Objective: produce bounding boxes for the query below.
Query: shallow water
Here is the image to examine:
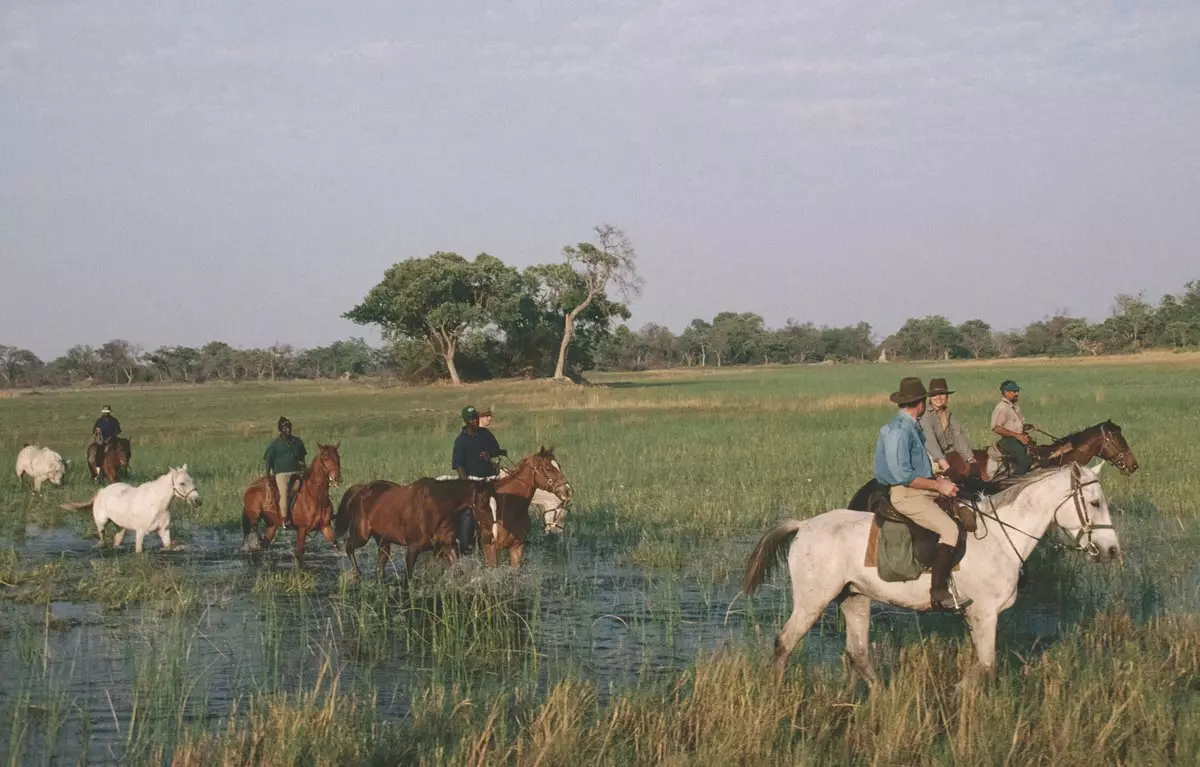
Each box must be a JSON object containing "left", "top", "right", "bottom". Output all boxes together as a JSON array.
[{"left": 0, "top": 518, "right": 1177, "bottom": 765}]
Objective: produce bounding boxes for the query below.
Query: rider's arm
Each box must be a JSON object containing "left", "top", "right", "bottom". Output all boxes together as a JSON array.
[
  {"left": 263, "top": 444, "right": 274, "bottom": 476},
  {"left": 451, "top": 434, "right": 467, "bottom": 476},
  {"left": 992, "top": 425, "right": 1025, "bottom": 440},
  {"left": 918, "top": 413, "right": 946, "bottom": 463}
]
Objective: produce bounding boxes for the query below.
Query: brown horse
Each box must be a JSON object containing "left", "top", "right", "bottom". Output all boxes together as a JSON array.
[
  {"left": 482, "top": 448, "right": 573, "bottom": 567},
  {"left": 966, "top": 419, "right": 1138, "bottom": 480},
  {"left": 334, "top": 477, "right": 496, "bottom": 581},
  {"left": 241, "top": 442, "right": 342, "bottom": 560},
  {"left": 89, "top": 438, "right": 132, "bottom": 484},
  {"left": 848, "top": 420, "right": 1137, "bottom": 512}
]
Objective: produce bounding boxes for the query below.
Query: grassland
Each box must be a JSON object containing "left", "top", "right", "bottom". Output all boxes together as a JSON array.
[{"left": 1, "top": 356, "right": 1198, "bottom": 764}]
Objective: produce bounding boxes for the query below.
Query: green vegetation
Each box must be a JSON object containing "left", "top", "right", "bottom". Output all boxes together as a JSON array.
[{"left": 1, "top": 357, "right": 1197, "bottom": 763}]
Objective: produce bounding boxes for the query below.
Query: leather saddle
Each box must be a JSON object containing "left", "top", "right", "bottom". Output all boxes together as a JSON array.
[{"left": 865, "top": 487, "right": 972, "bottom": 571}]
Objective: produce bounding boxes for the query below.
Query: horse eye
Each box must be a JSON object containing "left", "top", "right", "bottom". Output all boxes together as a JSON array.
[{"left": 1089, "top": 500, "right": 1101, "bottom": 508}]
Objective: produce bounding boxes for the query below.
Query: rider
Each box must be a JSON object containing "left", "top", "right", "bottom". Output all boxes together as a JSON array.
[
  {"left": 991, "top": 380, "right": 1036, "bottom": 476},
  {"left": 263, "top": 416, "right": 307, "bottom": 528},
  {"left": 919, "top": 377, "right": 976, "bottom": 477},
  {"left": 452, "top": 405, "right": 506, "bottom": 480},
  {"left": 874, "top": 376, "right": 970, "bottom": 612},
  {"left": 89, "top": 405, "right": 122, "bottom": 483}
]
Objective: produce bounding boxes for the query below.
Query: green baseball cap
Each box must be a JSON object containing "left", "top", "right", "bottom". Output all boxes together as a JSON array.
[
  {"left": 1000, "top": 380, "right": 1021, "bottom": 392},
  {"left": 461, "top": 405, "right": 478, "bottom": 421}
]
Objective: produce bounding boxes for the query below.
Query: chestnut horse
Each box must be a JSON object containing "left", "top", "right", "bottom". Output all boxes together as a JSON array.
[
  {"left": 967, "top": 419, "right": 1138, "bottom": 480},
  {"left": 90, "top": 438, "right": 132, "bottom": 484},
  {"left": 848, "top": 419, "right": 1137, "bottom": 512},
  {"left": 334, "top": 477, "right": 496, "bottom": 581},
  {"left": 241, "top": 442, "right": 342, "bottom": 560},
  {"left": 480, "top": 448, "right": 572, "bottom": 567}
]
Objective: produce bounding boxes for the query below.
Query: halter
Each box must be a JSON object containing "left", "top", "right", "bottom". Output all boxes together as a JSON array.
[
  {"left": 530, "top": 457, "right": 571, "bottom": 501},
  {"left": 1051, "top": 470, "right": 1112, "bottom": 555},
  {"left": 975, "top": 468, "right": 1111, "bottom": 565},
  {"left": 171, "top": 473, "right": 196, "bottom": 502},
  {"left": 1096, "top": 425, "right": 1134, "bottom": 474}
]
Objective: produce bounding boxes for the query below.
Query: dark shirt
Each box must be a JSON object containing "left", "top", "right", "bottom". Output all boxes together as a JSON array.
[
  {"left": 264, "top": 436, "right": 307, "bottom": 474},
  {"left": 452, "top": 426, "right": 502, "bottom": 478},
  {"left": 94, "top": 415, "right": 121, "bottom": 442}
]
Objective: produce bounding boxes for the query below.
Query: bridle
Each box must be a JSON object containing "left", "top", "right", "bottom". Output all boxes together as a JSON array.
[
  {"left": 314, "top": 448, "right": 341, "bottom": 488},
  {"left": 531, "top": 458, "right": 571, "bottom": 503},
  {"left": 1096, "top": 425, "right": 1134, "bottom": 474},
  {"left": 171, "top": 473, "right": 198, "bottom": 503},
  {"left": 1051, "top": 470, "right": 1112, "bottom": 555},
  {"left": 976, "top": 468, "right": 1112, "bottom": 564}
]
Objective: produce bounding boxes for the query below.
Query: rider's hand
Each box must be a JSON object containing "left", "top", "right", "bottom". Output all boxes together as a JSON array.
[
  {"left": 936, "top": 459, "right": 950, "bottom": 472},
  {"left": 935, "top": 478, "right": 959, "bottom": 497},
  {"left": 1018, "top": 433, "right": 1031, "bottom": 445}
]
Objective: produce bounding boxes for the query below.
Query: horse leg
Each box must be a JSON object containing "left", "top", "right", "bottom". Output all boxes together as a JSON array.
[
  {"left": 320, "top": 524, "right": 338, "bottom": 553},
  {"left": 773, "top": 600, "right": 827, "bottom": 684},
  {"left": 294, "top": 527, "right": 308, "bottom": 563},
  {"left": 377, "top": 542, "right": 391, "bottom": 580},
  {"left": 964, "top": 608, "right": 999, "bottom": 685},
  {"left": 838, "top": 593, "right": 879, "bottom": 689},
  {"left": 134, "top": 529, "right": 146, "bottom": 554},
  {"left": 509, "top": 542, "right": 525, "bottom": 568},
  {"left": 483, "top": 542, "right": 498, "bottom": 567},
  {"left": 112, "top": 528, "right": 126, "bottom": 549},
  {"left": 159, "top": 526, "right": 172, "bottom": 550}
]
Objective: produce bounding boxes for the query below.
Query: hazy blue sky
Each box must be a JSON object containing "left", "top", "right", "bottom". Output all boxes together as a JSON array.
[{"left": 3, "top": 1, "right": 1198, "bottom": 358}]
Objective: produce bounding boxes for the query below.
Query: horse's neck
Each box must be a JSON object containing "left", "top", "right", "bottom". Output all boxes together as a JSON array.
[
  {"left": 986, "top": 475, "right": 1070, "bottom": 561},
  {"left": 303, "top": 462, "right": 331, "bottom": 494},
  {"left": 496, "top": 462, "right": 535, "bottom": 499},
  {"left": 142, "top": 473, "right": 175, "bottom": 507}
]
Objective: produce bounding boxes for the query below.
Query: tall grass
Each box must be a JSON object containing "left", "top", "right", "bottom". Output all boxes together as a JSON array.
[{"left": 1, "top": 360, "right": 1198, "bottom": 763}]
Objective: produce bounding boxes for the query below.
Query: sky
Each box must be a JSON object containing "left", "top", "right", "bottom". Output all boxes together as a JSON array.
[{"left": 2, "top": 1, "right": 1199, "bottom": 359}]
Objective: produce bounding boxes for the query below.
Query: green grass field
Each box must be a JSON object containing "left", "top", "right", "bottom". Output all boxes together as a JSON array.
[{"left": 1, "top": 356, "right": 1198, "bottom": 765}]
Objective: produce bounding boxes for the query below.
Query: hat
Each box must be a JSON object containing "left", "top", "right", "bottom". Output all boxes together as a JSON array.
[
  {"left": 278, "top": 416, "right": 291, "bottom": 429},
  {"left": 100, "top": 405, "right": 112, "bottom": 414},
  {"left": 927, "top": 378, "right": 954, "bottom": 396},
  {"left": 461, "top": 405, "right": 479, "bottom": 422},
  {"left": 889, "top": 376, "right": 928, "bottom": 405},
  {"left": 477, "top": 406, "right": 493, "bottom": 417},
  {"left": 1000, "top": 380, "right": 1021, "bottom": 392}
]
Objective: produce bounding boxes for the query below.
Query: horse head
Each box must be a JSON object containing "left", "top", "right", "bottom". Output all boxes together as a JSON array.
[
  {"left": 1097, "top": 421, "right": 1138, "bottom": 474},
  {"left": 314, "top": 442, "right": 343, "bottom": 487},
  {"left": 1048, "top": 463, "right": 1120, "bottom": 562},
  {"left": 170, "top": 464, "right": 202, "bottom": 506},
  {"left": 531, "top": 446, "right": 572, "bottom": 505}
]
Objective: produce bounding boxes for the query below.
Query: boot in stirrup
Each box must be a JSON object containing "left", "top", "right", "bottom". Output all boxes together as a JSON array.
[{"left": 930, "top": 543, "right": 972, "bottom": 613}]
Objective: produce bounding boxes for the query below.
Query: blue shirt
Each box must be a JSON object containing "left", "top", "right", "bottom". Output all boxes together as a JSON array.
[{"left": 873, "top": 410, "right": 934, "bottom": 487}]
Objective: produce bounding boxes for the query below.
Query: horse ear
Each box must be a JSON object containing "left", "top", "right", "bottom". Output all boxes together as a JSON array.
[
  {"left": 334, "top": 441, "right": 341, "bottom": 449},
  {"left": 1092, "top": 460, "right": 1104, "bottom": 476},
  {"left": 181, "top": 463, "right": 188, "bottom": 472}
]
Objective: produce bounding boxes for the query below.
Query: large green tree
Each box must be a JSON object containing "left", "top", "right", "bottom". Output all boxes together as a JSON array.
[
  {"left": 544, "top": 224, "right": 641, "bottom": 380},
  {"left": 344, "top": 252, "right": 520, "bottom": 385}
]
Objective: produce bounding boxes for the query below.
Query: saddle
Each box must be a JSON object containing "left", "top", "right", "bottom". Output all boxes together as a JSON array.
[{"left": 862, "top": 487, "right": 971, "bottom": 582}]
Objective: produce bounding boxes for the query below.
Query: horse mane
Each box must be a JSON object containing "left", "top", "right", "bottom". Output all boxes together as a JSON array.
[
  {"left": 980, "top": 466, "right": 1069, "bottom": 508},
  {"left": 1047, "top": 420, "right": 1118, "bottom": 450}
]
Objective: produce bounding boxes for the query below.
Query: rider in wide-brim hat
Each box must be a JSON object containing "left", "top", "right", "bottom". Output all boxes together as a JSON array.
[
  {"left": 926, "top": 378, "right": 954, "bottom": 396},
  {"left": 920, "top": 377, "right": 975, "bottom": 477},
  {"left": 888, "top": 376, "right": 928, "bottom": 406}
]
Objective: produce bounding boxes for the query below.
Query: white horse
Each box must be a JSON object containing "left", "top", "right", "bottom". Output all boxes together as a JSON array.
[
  {"left": 15, "top": 444, "right": 68, "bottom": 492},
  {"left": 743, "top": 462, "right": 1120, "bottom": 685},
  {"left": 61, "top": 465, "right": 201, "bottom": 553}
]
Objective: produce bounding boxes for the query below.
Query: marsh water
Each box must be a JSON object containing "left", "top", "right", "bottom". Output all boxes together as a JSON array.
[{"left": 2, "top": 513, "right": 1177, "bottom": 766}]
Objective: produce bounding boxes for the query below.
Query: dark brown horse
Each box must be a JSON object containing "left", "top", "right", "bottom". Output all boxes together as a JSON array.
[
  {"left": 848, "top": 420, "right": 1137, "bottom": 512},
  {"left": 335, "top": 477, "right": 496, "bottom": 580},
  {"left": 483, "top": 448, "right": 572, "bottom": 567},
  {"left": 241, "top": 442, "right": 342, "bottom": 560},
  {"left": 966, "top": 419, "right": 1138, "bottom": 481},
  {"left": 89, "top": 438, "right": 132, "bottom": 484}
]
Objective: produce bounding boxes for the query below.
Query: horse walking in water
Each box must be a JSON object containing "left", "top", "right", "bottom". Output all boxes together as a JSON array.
[
  {"left": 744, "top": 463, "right": 1120, "bottom": 686},
  {"left": 61, "top": 465, "right": 201, "bottom": 553},
  {"left": 335, "top": 477, "right": 496, "bottom": 581},
  {"left": 241, "top": 443, "right": 342, "bottom": 560},
  {"left": 480, "top": 448, "right": 573, "bottom": 566},
  {"left": 89, "top": 438, "right": 132, "bottom": 484}
]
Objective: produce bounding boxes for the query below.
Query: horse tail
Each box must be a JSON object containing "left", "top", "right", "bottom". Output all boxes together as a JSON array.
[
  {"left": 60, "top": 498, "right": 95, "bottom": 512},
  {"left": 847, "top": 479, "right": 882, "bottom": 512},
  {"left": 743, "top": 519, "right": 804, "bottom": 596}
]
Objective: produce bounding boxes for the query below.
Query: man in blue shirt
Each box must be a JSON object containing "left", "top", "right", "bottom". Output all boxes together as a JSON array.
[{"left": 874, "top": 377, "right": 970, "bottom": 611}]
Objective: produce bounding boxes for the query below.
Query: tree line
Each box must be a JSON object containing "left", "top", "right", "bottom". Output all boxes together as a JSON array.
[{"left": 2, "top": 245, "right": 1198, "bottom": 389}]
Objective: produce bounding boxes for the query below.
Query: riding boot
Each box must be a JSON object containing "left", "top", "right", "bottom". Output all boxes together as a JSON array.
[
  {"left": 930, "top": 543, "right": 972, "bottom": 612},
  {"left": 456, "top": 508, "right": 477, "bottom": 556}
]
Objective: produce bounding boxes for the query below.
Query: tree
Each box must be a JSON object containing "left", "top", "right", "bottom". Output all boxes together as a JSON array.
[
  {"left": 0, "top": 346, "right": 43, "bottom": 388},
  {"left": 709, "top": 312, "right": 766, "bottom": 366},
  {"left": 680, "top": 319, "right": 713, "bottom": 366},
  {"left": 546, "top": 224, "right": 641, "bottom": 380},
  {"left": 1104, "top": 291, "right": 1158, "bottom": 351},
  {"left": 344, "top": 252, "right": 520, "bottom": 385},
  {"left": 889, "top": 316, "right": 961, "bottom": 360},
  {"left": 957, "top": 319, "right": 997, "bottom": 359},
  {"left": 61, "top": 345, "right": 100, "bottom": 383},
  {"left": 200, "top": 341, "right": 237, "bottom": 381}
]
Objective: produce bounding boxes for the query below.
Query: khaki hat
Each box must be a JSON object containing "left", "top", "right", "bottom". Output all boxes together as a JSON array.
[{"left": 889, "top": 377, "right": 928, "bottom": 406}]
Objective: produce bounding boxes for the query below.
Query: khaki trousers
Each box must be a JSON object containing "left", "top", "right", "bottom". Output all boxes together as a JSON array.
[
  {"left": 274, "top": 471, "right": 299, "bottom": 515},
  {"left": 889, "top": 485, "right": 959, "bottom": 545}
]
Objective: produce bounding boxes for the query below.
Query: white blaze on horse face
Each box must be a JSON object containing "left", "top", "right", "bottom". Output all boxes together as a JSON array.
[{"left": 550, "top": 460, "right": 560, "bottom": 471}]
